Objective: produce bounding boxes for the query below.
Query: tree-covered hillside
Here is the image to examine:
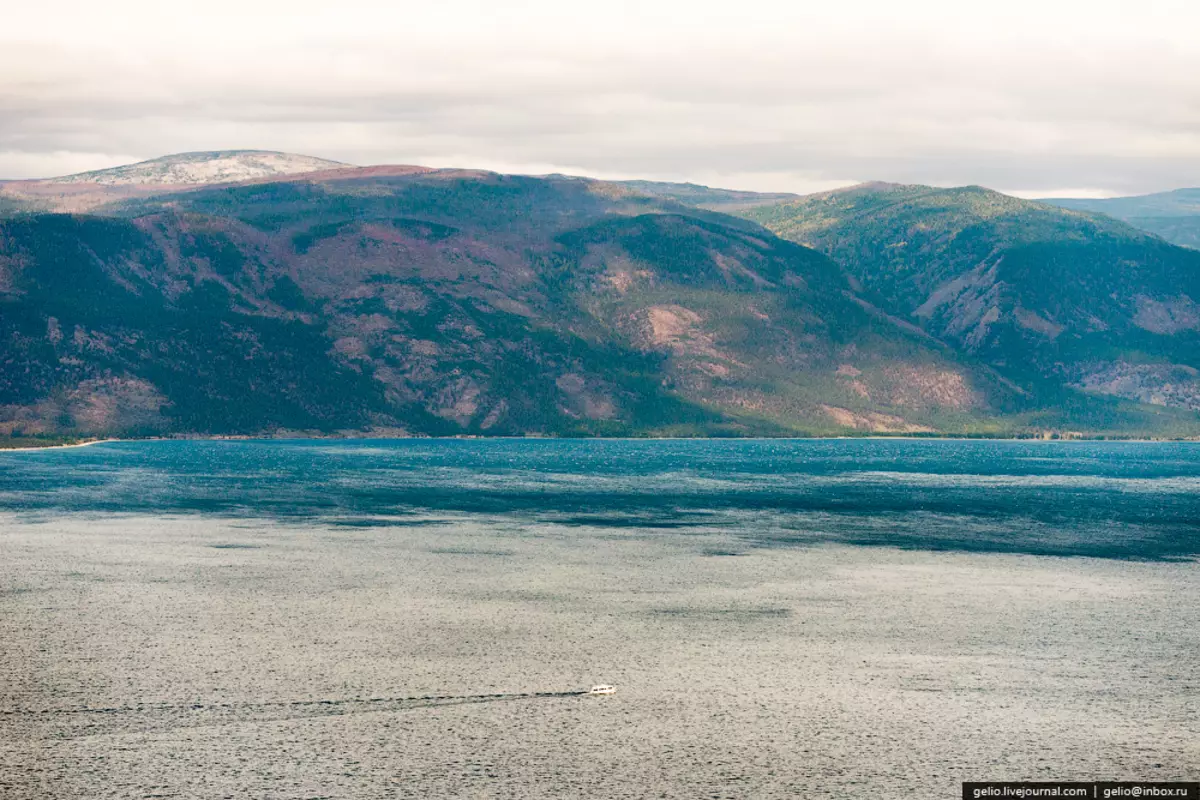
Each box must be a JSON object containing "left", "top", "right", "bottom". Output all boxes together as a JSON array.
[
  {"left": 742, "top": 183, "right": 1200, "bottom": 417},
  {"left": 2, "top": 165, "right": 1198, "bottom": 439},
  {"left": 0, "top": 171, "right": 1033, "bottom": 438}
]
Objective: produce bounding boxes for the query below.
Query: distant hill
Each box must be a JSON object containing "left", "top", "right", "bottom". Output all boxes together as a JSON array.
[
  {"left": 0, "top": 150, "right": 351, "bottom": 214},
  {"left": 45, "top": 150, "right": 349, "bottom": 186},
  {"left": 741, "top": 183, "right": 1200, "bottom": 417},
  {"left": 618, "top": 180, "right": 800, "bottom": 212},
  {"left": 1042, "top": 188, "right": 1200, "bottom": 219},
  {"left": 1042, "top": 188, "right": 1200, "bottom": 249}
]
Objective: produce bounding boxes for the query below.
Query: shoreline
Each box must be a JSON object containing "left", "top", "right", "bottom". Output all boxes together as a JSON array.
[
  {"left": 3, "top": 434, "right": 1199, "bottom": 452},
  {"left": 0, "top": 438, "right": 120, "bottom": 453}
]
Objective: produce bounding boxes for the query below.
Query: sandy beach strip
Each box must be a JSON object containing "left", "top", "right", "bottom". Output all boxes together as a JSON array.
[{"left": 0, "top": 438, "right": 120, "bottom": 453}]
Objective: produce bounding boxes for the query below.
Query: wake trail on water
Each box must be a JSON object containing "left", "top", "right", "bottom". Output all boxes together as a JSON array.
[
  {"left": 3, "top": 690, "right": 589, "bottom": 717},
  {"left": 1, "top": 691, "right": 594, "bottom": 738}
]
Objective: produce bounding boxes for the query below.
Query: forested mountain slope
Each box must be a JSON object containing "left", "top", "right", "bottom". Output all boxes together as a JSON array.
[{"left": 742, "top": 183, "right": 1200, "bottom": 416}]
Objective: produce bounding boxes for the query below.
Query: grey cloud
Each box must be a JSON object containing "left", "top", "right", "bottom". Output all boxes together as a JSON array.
[{"left": 1, "top": 23, "right": 1198, "bottom": 195}]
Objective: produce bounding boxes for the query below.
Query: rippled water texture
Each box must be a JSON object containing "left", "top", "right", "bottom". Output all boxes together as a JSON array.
[{"left": 1, "top": 439, "right": 1197, "bottom": 798}]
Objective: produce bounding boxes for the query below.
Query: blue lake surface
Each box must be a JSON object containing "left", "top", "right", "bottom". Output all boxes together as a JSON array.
[{"left": 3, "top": 438, "right": 1198, "bottom": 560}]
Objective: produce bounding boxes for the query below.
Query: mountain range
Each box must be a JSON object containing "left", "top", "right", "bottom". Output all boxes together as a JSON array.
[
  {"left": 1042, "top": 189, "right": 1200, "bottom": 250},
  {"left": 1, "top": 151, "right": 1198, "bottom": 440}
]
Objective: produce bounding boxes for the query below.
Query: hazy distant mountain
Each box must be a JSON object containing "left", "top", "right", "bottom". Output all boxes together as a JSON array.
[
  {"left": 741, "top": 183, "right": 1200, "bottom": 417},
  {"left": 1043, "top": 188, "right": 1200, "bottom": 219},
  {"left": 618, "top": 180, "right": 800, "bottom": 212},
  {"left": 1041, "top": 189, "right": 1200, "bottom": 249}
]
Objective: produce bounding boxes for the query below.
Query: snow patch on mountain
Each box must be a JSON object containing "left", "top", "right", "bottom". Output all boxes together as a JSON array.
[{"left": 47, "top": 150, "right": 349, "bottom": 186}]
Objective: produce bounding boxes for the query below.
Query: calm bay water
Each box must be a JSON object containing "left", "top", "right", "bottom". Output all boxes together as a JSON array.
[{"left": 1, "top": 439, "right": 1197, "bottom": 798}]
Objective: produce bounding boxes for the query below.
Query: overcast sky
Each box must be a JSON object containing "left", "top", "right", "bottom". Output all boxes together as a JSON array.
[{"left": 3, "top": 0, "right": 1198, "bottom": 196}]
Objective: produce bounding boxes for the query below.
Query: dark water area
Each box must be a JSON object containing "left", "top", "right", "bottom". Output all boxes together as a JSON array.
[{"left": 3, "top": 438, "right": 1199, "bottom": 560}]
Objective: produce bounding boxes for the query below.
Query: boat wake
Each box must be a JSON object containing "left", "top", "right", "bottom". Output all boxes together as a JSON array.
[{"left": 2, "top": 688, "right": 614, "bottom": 740}]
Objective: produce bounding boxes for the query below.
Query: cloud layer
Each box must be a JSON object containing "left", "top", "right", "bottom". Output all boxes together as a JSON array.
[{"left": 3, "top": 0, "right": 1198, "bottom": 195}]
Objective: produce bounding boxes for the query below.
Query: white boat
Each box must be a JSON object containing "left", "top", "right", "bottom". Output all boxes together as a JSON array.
[{"left": 587, "top": 684, "right": 616, "bottom": 695}]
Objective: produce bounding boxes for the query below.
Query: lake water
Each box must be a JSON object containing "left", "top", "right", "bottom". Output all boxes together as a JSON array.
[{"left": 1, "top": 439, "right": 1197, "bottom": 798}]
